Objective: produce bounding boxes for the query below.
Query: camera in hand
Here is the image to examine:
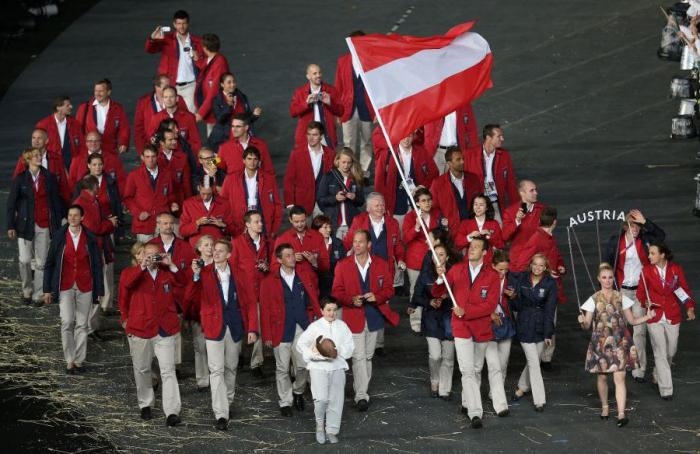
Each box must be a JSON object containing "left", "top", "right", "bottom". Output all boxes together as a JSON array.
[
  {"left": 196, "top": 259, "right": 205, "bottom": 268},
  {"left": 183, "top": 46, "right": 191, "bottom": 52},
  {"left": 521, "top": 202, "right": 527, "bottom": 212},
  {"left": 151, "top": 254, "right": 163, "bottom": 262}
]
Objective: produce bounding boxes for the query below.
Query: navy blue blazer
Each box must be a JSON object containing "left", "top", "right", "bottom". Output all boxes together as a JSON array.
[
  {"left": 411, "top": 253, "right": 453, "bottom": 340},
  {"left": 207, "top": 88, "right": 257, "bottom": 152},
  {"left": 319, "top": 236, "right": 346, "bottom": 300},
  {"left": 510, "top": 272, "right": 557, "bottom": 343},
  {"left": 6, "top": 168, "right": 64, "bottom": 240},
  {"left": 316, "top": 169, "right": 365, "bottom": 231}
]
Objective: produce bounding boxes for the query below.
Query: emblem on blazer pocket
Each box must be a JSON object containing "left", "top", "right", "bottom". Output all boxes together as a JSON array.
[
  {"left": 180, "top": 130, "right": 187, "bottom": 139},
  {"left": 378, "top": 276, "right": 384, "bottom": 288},
  {"left": 539, "top": 288, "right": 545, "bottom": 297},
  {"left": 109, "top": 171, "right": 116, "bottom": 179},
  {"left": 74, "top": 137, "right": 80, "bottom": 147},
  {"left": 334, "top": 250, "right": 340, "bottom": 259},
  {"left": 176, "top": 170, "right": 183, "bottom": 181},
  {"left": 480, "top": 287, "right": 488, "bottom": 298},
  {"left": 392, "top": 235, "right": 397, "bottom": 245},
  {"left": 163, "top": 282, "right": 171, "bottom": 293},
  {"left": 163, "top": 185, "right": 169, "bottom": 196},
  {"left": 115, "top": 119, "right": 120, "bottom": 128},
  {"left": 421, "top": 163, "right": 428, "bottom": 175},
  {"left": 268, "top": 191, "right": 274, "bottom": 202},
  {"left": 503, "top": 168, "right": 507, "bottom": 179},
  {"left": 179, "top": 261, "right": 185, "bottom": 270}
]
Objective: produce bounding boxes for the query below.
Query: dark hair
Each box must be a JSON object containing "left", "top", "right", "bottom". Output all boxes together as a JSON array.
[
  {"left": 220, "top": 72, "right": 235, "bottom": 86},
  {"left": 307, "top": 121, "right": 325, "bottom": 135},
  {"left": 159, "top": 118, "right": 178, "bottom": 131},
  {"left": 431, "top": 242, "right": 461, "bottom": 275},
  {"left": 79, "top": 175, "right": 99, "bottom": 192},
  {"left": 311, "top": 215, "right": 332, "bottom": 230},
  {"left": 275, "top": 243, "right": 294, "bottom": 259},
  {"left": 539, "top": 206, "right": 558, "bottom": 227},
  {"left": 430, "top": 227, "right": 454, "bottom": 250},
  {"left": 288, "top": 205, "right": 307, "bottom": 219},
  {"left": 153, "top": 73, "right": 169, "bottom": 87},
  {"left": 159, "top": 127, "right": 177, "bottom": 143},
  {"left": 353, "top": 229, "right": 371, "bottom": 243},
  {"left": 650, "top": 242, "right": 674, "bottom": 262},
  {"left": 492, "top": 249, "right": 510, "bottom": 265},
  {"left": 320, "top": 296, "right": 339, "bottom": 309},
  {"left": 445, "top": 146, "right": 462, "bottom": 163},
  {"left": 244, "top": 210, "right": 261, "bottom": 224},
  {"left": 214, "top": 238, "right": 232, "bottom": 253},
  {"left": 242, "top": 145, "right": 261, "bottom": 160},
  {"left": 67, "top": 204, "right": 84, "bottom": 216},
  {"left": 468, "top": 193, "right": 495, "bottom": 220},
  {"left": 173, "top": 10, "right": 190, "bottom": 21},
  {"left": 86, "top": 153, "right": 104, "bottom": 165},
  {"left": 142, "top": 145, "right": 158, "bottom": 156},
  {"left": 482, "top": 124, "right": 501, "bottom": 140},
  {"left": 52, "top": 95, "right": 70, "bottom": 112},
  {"left": 470, "top": 236, "right": 489, "bottom": 252},
  {"left": 162, "top": 86, "right": 177, "bottom": 97},
  {"left": 413, "top": 187, "right": 432, "bottom": 203},
  {"left": 202, "top": 33, "right": 221, "bottom": 52},
  {"left": 231, "top": 113, "right": 250, "bottom": 126},
  {"left": 95, "top": 78, "right": 112, "bottom": 90}
]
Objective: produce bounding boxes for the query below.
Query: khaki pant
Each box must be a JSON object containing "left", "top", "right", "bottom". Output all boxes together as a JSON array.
[
  {"left": 433, "top": 146, "right": 447, "bottom": 175},
  {"left": 352, "top": 323, "right": 378, "bottom": 402},
  {"left": 454, "top": 337, "right": 484, "bottom": 418},
  {"left": 273, "top": 325, "right": 307, "bottom": 407},
  {"left": 128, "top": 334, "right": 181, "bottom": 416},
  {"left": 176, "top": 81, "right": 196, "bottom": 113},
  {"left": 59, "top": 285, "right": 92, "bottom": 365},
  {"left": 136, "top": 233, "right": 156, "bottom": 243},
  {"left": 473, "top": 341, "right": 508, "bottom": 413},
  {"left": 206, "top": 327, "right": 242, "bottom": 420},
  {"left": 647, "top": 322, "right": 680, "bottom": 397},
  {"left": 192, "top": 321, "right": 209, "bottom": 388},
  {"left": 517, "top": 341, "right": 546, "bottom": 406},
  {"left": 375, "top": 327, "right": 385, "bottom": 349},
  {"left": 342, "top": 109, "right": 373, "bottom": 173},
  {"left": 408, "top": 268, "right": 422, "bottom": 333},
  {"left": 310, "top": 368, "right": 346, "bottom": 435},
  {"left": 541, "top": 308, "right": 557, "bottom": 362},
  {"left": 426, "top": 337, "right": 455, "bottom": 396},
  {"left": 18, "top": 225, "right": 50, "bottom": 301},
  {"left": 622, "top": 289, "right": 647, "bottom": 378}
]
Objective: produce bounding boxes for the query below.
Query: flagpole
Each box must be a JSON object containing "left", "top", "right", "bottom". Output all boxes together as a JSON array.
[{"left": 346, "top": 38, "right": 459, "bottom": 308}]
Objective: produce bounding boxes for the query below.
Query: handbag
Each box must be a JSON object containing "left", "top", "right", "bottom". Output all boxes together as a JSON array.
[{"left": 492, "top": 309, "right": 516, "bottom": 341}]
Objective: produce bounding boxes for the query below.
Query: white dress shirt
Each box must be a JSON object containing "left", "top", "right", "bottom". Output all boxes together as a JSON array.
[
  {"left": 280, "top": 267, "right": 296, "bottom": 291},
  {"left": 369, "top": 216, "right": 384, "bottom": 239},
  {"left": 153, "top": 93, "right": 164, "bottom": 112},
  {"left": 438, "top": 111, "right": 458, "bottom": 147},
  {"left": 398, "top": 144, "right": 412, "bottom": 178},
  {"left": 483, "top": 148, "right": 497, "bottom": 200},
  {"left": 245, "top": 170, "right": 258, "bottom": 209},
  {"left": 92, "top": 99, "right": 110, "bottom": 134},
  {"left": 450, "top": 171, "right": 465, "bottom": 198},
  {"left": 148, "top": 166, "right": 159, "bottom": 181},
  {"left": 216, "top": 264, "right": 231, "bottom": 304},
  {"left": 69, "top": 227, "right": 82, "bottom": 250},
  {"left": 469, "top": 262, "right": 483, "bottom": 282},
  {"left": 55, "top": 115, "right": 67, "bottom": 148},
  {"left": 622, "top": 237, "right": 642, "bottom": 287},
  {"left": 176, "top": 33, "right": 196, "bottom": 83},
  {"left": 308, "top": 145, "right": 323, "bottom": 179},
  {"left": 355, "top": 255, "right": 372, "bottom": 281},
  {"left": 203, "top": 198, "right": 212, "bottom": 212}
]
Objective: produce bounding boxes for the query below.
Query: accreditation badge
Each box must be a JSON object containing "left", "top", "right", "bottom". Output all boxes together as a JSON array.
[
  {"left": 163, "top": 282, "right": 171, "bottom": 294},
  {"left": 539, "top": 288, "right": 545, "bottom": 298},
  {"left": 268, "top": 191, "right": 274, "bottom": 203},
  {"left": 163, "top": 185, "right": 169, "bottom": 196},
  {"left": 109, "top": 171, "right": 116, "bottom": 179},
  {"left": 378, "top": 276, "right": 384, "bottom": 288}
]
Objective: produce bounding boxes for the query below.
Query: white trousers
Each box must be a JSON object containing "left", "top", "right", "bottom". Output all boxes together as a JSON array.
[
  {"left": 647, "top": 322, "right": 680, "bottom": 397},
  {"left": 174, "top": 331, "right": 182, "bottom": 366},
  {"left": 473, "top": 341, "right": 508, "bottom": 413},
  {"left": 18, "top": 225, "right": 50, "bottom": 301},
  {"left": 59, "top": 286, "right": 92, "bottom": 365},
  {"left": 342, "top": 110, "right": 373, "bottom": 173},
  {"left": 375, "top": 327, "right": 385, "bottom": 349},
  {"left": 273, "top": 325, "right": 307, "bottom": 407},
  {"left": 517, "top": 341, "right": 546, "bottom": 406},
  {"left": 426, "top": 337, "right": 455, "bottom": 396},
  {"left": 176, "top": 81, "right": 196, "bottom": 113},
  {"left": 310, "top": 368, "right": 346, "bottom": 434},
  {"left": 622, "top": 289, "right": 648, "bottom": 378},
  {"left": 541, "top": 308, "right": 557, "bottom": 362},
  {"left": 351, "top": 323, "right": 378, "bottom": 402},
  {"left": 454, "top": 337, "right": 484, "bottom": 418},
  {"left": 192, "top": 321, "right": 209, "bottom": 388},
  {"left": 128, "top": 334, "right": 181, "bottom": 416},
  {"left": 206, "top": 327, "right": 242, "bottom": 419}
]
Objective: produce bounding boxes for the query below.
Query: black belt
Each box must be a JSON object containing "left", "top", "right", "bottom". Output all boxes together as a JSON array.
[
  {"left": 438, "top": 145, "right": 454, "bottom": 149},
  {"left": 621, "top": 285, "right": 638, "bottom": 290},
  {"left": 176, "top": 81, "right": 194, "bottom": 86}
]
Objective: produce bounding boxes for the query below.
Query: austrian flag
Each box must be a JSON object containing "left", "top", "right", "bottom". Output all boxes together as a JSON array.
[{"left": 346, "top": 22, "right": 493, "bottom": 144}]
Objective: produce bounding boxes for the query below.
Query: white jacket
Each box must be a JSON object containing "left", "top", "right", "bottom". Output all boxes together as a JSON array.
[{"left": 296, "top": 317, "right": 354, "bottom": 371}]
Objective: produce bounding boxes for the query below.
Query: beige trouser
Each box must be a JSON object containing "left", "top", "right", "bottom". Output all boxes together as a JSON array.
[
  {"left": 622, "top": 288, "right": 647, "bottom": 378},
  {"left": 455, "top": 337, "right": 485, "bottom": 418},
  {"left": 375, "top": 327, "right": 385, "bottom": 349},
  {"left": 59, "top": 285, "right": 92, "bottom": 365},
  {"left": 352, "top": 323, "right": 378, "bottom": 402},
  {"left": 18, "top": 225, "right": 50, "bottom": 301},
  {"left": 473, "top": 341, "right": 508, "bottom": 413},
  {"left": 489, "top": 199, "right": 502, "bottom": 226},
  {"left": 310, "top": 368, "right": 346, "bottom": 434},
  {"left": 128, "top": 334, "right": 181, "bottom": 415},
  {"left": 541, "top": 308, "right": 557, "bottom": 362},
  {"left": 517, "top": 341, "right": 546, "bottom": 406},
  {"left": 433, "top": 146, "right": 447, "bottom": 175},
  {"left": 249, "top": 303, "right": 263, "bottom": 369},
  {"left": 274, "top": 325, "right": 307, "bottom": 407},
  {"left": 136, "top": 233, "right": 156, "bottom": 243},
  {"left": 206, "top": 327, "right": 242, "bottom": 420},
  {"left": 336, "top": 224, "right": 349, "bottom": 241},
  {"left": 647, "top": 322, "right": 680, "bottom": 397},
  {"left": 192, "top": 321, "right": 209, "bottom": 388},
  {"left": 408, "top": 268, "right": 422, "bottom": 332},
  {"left": 426, "top": 337, "right": 455, "bottom": 396},
  {"left": 342, "top": 109, "right": 373, "bottom": 173},
  {"left": 88, "top": 261, "right": 114, "bottom": 334},
  {"left": 175, "top": 81, "right": 196, "bottom": 113},
  {"left": 174, "top": 331, "right": 182, "bottom": 366}
]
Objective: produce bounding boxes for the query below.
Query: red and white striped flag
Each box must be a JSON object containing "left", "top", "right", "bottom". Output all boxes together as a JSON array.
[{"left": 346, "top": 22, "right": 493, "bottom": 144}]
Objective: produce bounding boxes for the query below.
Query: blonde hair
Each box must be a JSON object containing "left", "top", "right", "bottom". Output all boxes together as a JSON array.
[
  {"left": 529, "top": 253, "right": 550, "bottom": 273},
  {"left": 598, "top": 262, "right": 614, "bottom": 275},
  {"left": 130, "top": 242, "right": 145, "bottom": 266},
  {"left": 334, "top": 147, "right": 364, "bottom": 187},
  {"left": 195, "top": 234, "right": 214, "bottom": 254}
]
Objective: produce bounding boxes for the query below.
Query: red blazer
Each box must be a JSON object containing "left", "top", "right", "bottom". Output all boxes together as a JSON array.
[
  {"left": 613, "top": 236, "right": 649, "bottom": 286},
  {"left": 283, "top": 144, "right": 334, "bottom": 213},
  {"left": 334, "top": 53, "right": 375, "bottom": 123},
  {"left": 157, "top": 150, "right": 192, "bottom": 201},
  {"left": 122, "top": 165, "right": 177, "bottom": 234},
  {"left": 331, "top": 255, "right": 399, "bottom": 333},
  {"left": 179, "top": 194, "right": 235, "bottom": 247},
  {"left": 454, "top": 218, "right": 504, "bottom": 264},
  {"left": 402, "top": 208, "right": 442, "bottom": 270},
  {"left": 274, "top": 228, "right": 330, "bottom": 290},
  {"left": 196, "top": 53, "right": 231, "bottom": 123},
  {"left": 638, "top": 262, "right": 695, "bottom": 324},
  {"left": 344, "top": 212, "right": 405, "bottom": 266},
  {"left": 220, "top": 170, "right": 283, "bottom": 236},
  {"left": 35, "top": 114, "right": 83, "bottom": 165},
  {"left": 432, "top": 263, "right": 499, "bottom": 341},
  {"left": 510, "top": 228, "right": 566, "bottom": 304},
  {"left": 231, "top": 232, "right": 273, "bottom": 316},
  {"left": 148, "top": 236, "right": 195, "bottom": 274},
  {"left": 73, "top": 190, "right": 114, "bottom": 238},
  {"left": 502, "top": 202, "right": 545, "bottom": 260},
  {"left": 260, "top": 270, "right": 322, "bottom": 347},
  {"left": 134, "top": 92, "right": 188, "bottom": 154},
  {"left": 183, "top": 263, "right": 259, "bottom": 340},
  {"left": 373, "top": 143, "right": 438, "bottom": 214},
  {"left": 119, "top": 265, "right": 184, "bottom": 338},
  {"left": 75, "top": 99, "right": 130, "bottom": 155},
  {"left": 429, "top": 171, "right": 481, "bottom": 239},
  {"left": 145, "top": 33, "right": 204, "bottom": 84},
  {"left": 14, "top": 151, "right": 71, "bottom": 205},
  {"left": 422, "top": 104, "right": 479, "bottom": 155},
  {"left": 289, "top": 82, "right": 344, "bottom": 147},
  {"left": 465, "top": 147, "right": 518, "bottom": 213},
  {"left": 218, "top": 135, "right": 275, "bottom": 176},
  {"left": 147, "top": 108, "right": 202, "bottom": 155},
  {"left": 68, "top": 151, "right": 127, "bottom": 194}
]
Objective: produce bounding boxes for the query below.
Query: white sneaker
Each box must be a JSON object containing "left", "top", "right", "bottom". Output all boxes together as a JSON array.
[
  {"left": 327, "top": 433, "right": 339, "bottom": 444},
  {"left": 316, "top": 428, "right": 326, "bottom": 444}
]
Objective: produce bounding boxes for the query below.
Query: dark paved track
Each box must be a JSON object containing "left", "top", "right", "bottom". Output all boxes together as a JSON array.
[{"left": 0, "top": 0, "right": 699, "bottom": 452}]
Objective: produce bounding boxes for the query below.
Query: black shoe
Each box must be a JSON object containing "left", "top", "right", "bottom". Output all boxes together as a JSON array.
[
  {"left": 461, "top": 406, "right": 469, "bottom": 415},
  {"left": 251, "top": 367, "right": 264, "bottom": 379},
  {"left": 175, "top": 369, "right": 182, "bottom": 380},
  {"left": 470, "top": 416, "right": 483, "bottom": 429},
  {"left": 633, "top": 376, "right": 646, "bottom": 384},
  {"left": 89, "top": 332, "right": 106, "bottom": 342},
  {"left": 197, "top": 385, "right": 210, "bottom": 393},
  {"left": 440, "top": 394, "right": 451, "bottom": 402},
  {"left": 357, "top": 399, "right": 369, "bottom": 412},
  {"left": 293, "top": 393, "right": 305, "bottom": 411},
  {"left": 497, "top": 409, "right": 510, "bottom": 417},
  {"left": 33, "top": 299, "right": 45, "bottom": 308},
  {"left": 375, "top": 348, "right": 386, "bottom": 357},
  {"left": 280, "top": 406, "right": 293, "bottom": 417},
  {"left": 140, "top": 407, "right": 152, "bottom": 420},
  {"left": 73, "top": 365, "right": 86, "bottom": 374},
  {"left": 431, "top": 390, "right": 439, "bottom": 398},
  {"left": 617, "top": 416, "right": 629, "bottom": 427},
  {"left": 66, "top": 367, "right": 76, "bottom": 375},
  {"left": 540, "top": 361, "right": 552, "bottom": 371},
  {"left": 21, "top": 296, "right": 32, "bottom": 305},
  {"left": 534, "top": 405, "right": 545, "bottom": 412},
  {"left": 661, "top": 395, "right": 673, "bottom": 401},
  {"left": 165, "top": 414, "right": 181, "bottom": 427},
  {"left": 215, "top": 418, "right": 228, "bottom": 431}
]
